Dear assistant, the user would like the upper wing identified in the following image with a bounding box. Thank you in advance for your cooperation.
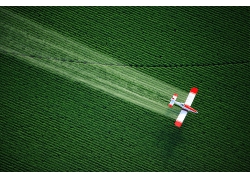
[184,87,198,106]
[175,110,188,128]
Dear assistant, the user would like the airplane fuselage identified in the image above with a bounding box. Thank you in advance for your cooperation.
[174,101,198,114]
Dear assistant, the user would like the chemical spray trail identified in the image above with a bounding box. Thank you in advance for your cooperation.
[0,8,188,119]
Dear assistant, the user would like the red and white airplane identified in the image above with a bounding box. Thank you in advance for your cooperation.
[168,87,198,128]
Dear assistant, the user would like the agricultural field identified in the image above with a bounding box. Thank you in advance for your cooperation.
[0,7,250,171]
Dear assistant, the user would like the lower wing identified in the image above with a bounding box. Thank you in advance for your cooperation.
[175,110,188,128]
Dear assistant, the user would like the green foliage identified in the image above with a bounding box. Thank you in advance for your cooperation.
[0,7,250,171]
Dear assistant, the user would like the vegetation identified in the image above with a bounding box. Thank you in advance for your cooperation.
[0,7,249,171]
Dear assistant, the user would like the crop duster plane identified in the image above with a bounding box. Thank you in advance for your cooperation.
[168,87,198,128]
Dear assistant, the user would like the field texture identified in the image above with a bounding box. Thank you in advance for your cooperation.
[0,7,250,171]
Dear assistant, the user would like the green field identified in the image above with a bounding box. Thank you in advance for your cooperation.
[0,7,250,171]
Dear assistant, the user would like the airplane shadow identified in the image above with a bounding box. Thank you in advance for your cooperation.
[154,119,184,170]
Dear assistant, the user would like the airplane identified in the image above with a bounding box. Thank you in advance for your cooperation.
[168,87,198,128]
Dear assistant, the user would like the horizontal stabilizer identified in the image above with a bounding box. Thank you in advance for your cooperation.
[168,93,178,108]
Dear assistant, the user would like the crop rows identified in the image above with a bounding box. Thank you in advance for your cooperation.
[1,53,175,171]
[1,7,250,171]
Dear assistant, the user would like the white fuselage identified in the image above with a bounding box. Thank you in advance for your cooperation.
[174,101,198,114]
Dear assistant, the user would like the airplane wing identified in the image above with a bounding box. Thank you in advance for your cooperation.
[175,110,188,128]
[175,87,198,128]
[184,87,198,106]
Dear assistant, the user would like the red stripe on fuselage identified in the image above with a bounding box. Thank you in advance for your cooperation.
[184,104,197,112]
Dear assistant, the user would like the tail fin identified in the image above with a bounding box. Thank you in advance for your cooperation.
[168,93,178,108]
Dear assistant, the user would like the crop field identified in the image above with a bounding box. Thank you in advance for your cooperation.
[0,7,250,171]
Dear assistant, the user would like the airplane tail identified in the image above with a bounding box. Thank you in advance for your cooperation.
[168,93,178,108]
